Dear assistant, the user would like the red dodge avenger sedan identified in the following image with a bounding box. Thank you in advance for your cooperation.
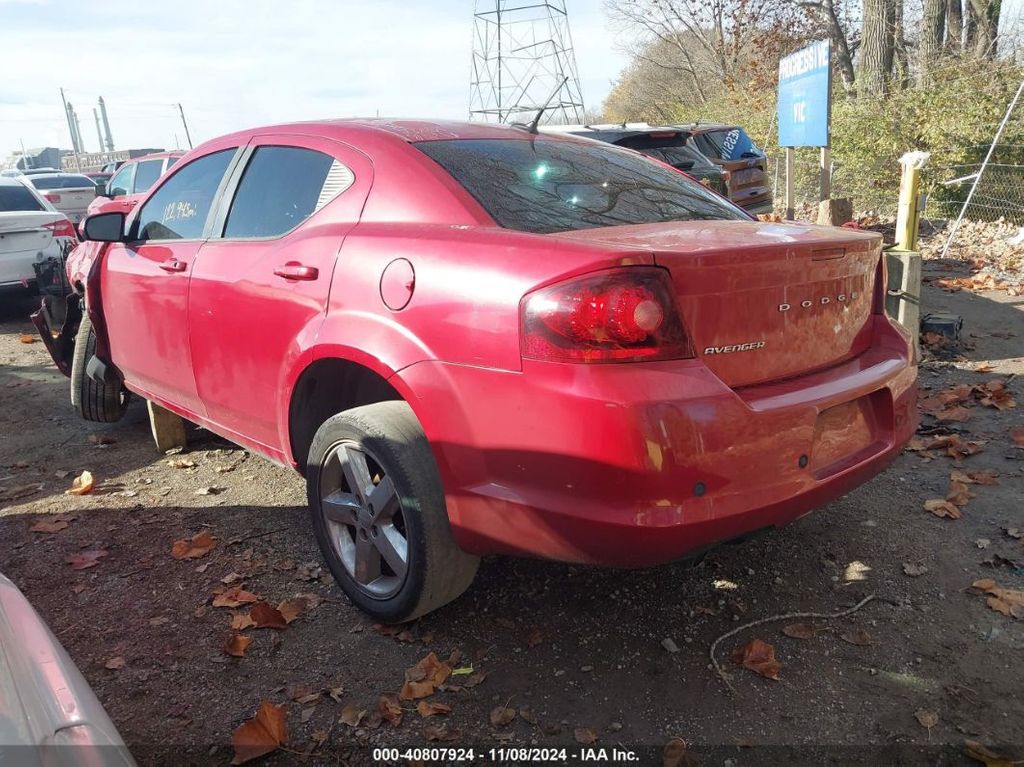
[34,119,917,622]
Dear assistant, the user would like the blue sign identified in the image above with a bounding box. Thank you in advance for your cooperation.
[777,40,832,147]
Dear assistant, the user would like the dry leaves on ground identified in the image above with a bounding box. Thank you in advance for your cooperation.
[65,470,94,496]
[915,709,939,733]
[66,549,108,570]
[840,629,873,646]
[104,656,125,670]
[923,498,962,519]
[972,578,1024,619]
[340,703,366,728]
[212,586,259,608]
[1010,426,1024,447]
[526,628,543,647]
[249,602,288,630]
[30,517,69,534]
[950,469,999,485]
[231,701,287,765]
[378,694,403,727]
[663,737,701,767]
[731,639,781,680]
[964,739,1017,767]
[19,334,37,344]
[781,623,825,640]
[574,728,598,745]
[399,652,452,700]
[417,701,451,718]
[224,633,252,658]
[489,706,516,727]
[424,724,461,742]
[171,530,217,560]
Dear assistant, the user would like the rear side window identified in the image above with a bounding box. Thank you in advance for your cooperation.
[133,160,163,193]
[29,175,95,190]
[223,146,349,238]
[136,149,235,241]
[0,186,44,211]
[415,138,743,234]
[691,128,762,161]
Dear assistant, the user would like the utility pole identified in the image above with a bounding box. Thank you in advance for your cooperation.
[93,108,105,154]
[59,88,81,171]
[19,138,31,170]
[177,103,193,149]
[98,97,115,152]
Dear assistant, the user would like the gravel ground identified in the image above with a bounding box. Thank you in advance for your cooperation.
[0,258,1022,766]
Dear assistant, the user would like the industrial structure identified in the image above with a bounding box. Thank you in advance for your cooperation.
[469,0,585,125]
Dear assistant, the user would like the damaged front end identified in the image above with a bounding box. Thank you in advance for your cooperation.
[30,239,88,377]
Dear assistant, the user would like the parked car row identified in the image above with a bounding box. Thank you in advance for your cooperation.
[0,176,77,293]
[542,122,772,214]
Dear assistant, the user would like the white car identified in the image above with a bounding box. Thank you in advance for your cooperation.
[0,177,77,291]
[26,173,97,225]
[0,573,134,764]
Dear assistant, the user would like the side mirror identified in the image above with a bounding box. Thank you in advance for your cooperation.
[82,212,126,243]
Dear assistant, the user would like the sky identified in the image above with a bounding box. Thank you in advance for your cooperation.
[0,0,629,158]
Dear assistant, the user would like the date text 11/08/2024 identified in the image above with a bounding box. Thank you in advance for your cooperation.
[372,746,640,762]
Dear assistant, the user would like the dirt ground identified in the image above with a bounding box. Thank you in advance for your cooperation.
[1,252,1022,766]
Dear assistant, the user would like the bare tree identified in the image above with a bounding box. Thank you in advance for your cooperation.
[857,0,897,94]
[946,0,963,50]
[800,0,858,93]
[968,0,1001,57]
[920,0,947,82]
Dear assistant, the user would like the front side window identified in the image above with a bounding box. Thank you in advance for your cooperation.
[135,149,235,241]
[415,138,744,235]
[0,185,44,211]
[107,165,134,197]
[133,160,163,193]
[166,157,179,169]
[222,146,347,238]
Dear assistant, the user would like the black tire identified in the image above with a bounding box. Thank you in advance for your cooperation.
[70,312,129,423]
[306,401,479,622]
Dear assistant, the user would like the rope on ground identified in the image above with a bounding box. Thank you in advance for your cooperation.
[709,593,877,692]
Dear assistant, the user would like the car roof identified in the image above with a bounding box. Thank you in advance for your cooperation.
[200,118,593,149]
[540,123,693,141]
[125,151,185,164]
[26,172,92,180]
[676,123,738,133]
[0,176,30,187]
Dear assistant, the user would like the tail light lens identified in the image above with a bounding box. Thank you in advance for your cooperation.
[45,193,61,203]
[521,267,694,363]
[43,218,77,239]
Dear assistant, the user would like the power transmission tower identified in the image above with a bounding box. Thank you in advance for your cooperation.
[469,0,585,125]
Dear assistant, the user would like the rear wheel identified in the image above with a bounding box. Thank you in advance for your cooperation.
[306,401,478,622]
[70,312,129,423]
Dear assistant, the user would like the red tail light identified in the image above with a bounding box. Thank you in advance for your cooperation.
[521,267,694,363]
[43,218,76,239]
[45,193,61,203]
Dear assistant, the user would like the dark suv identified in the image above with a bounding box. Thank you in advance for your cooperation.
[543,125,729,197]
[678,124,772,215]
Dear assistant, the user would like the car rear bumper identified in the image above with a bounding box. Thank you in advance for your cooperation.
[399,315,917,566]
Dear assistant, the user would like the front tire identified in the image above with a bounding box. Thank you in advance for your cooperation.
[306,401,479,622]
[70,312,129,423]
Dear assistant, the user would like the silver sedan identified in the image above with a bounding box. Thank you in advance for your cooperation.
[25,173,97,225]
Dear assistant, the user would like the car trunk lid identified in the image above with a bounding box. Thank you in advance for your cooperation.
[0,211,56,255]
[551,220,882,387]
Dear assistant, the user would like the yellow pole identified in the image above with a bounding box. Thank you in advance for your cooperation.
[895,151,930,251]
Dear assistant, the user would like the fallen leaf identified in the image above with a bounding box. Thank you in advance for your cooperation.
[417,701,451,718]
[224,633,252,658]
[947,480,973,507]
[964,739,1016,767]
[399,652,451,700]
[1005,527,1023,540]
[423,724,461,742]
[935,405,972,422]
[212,587,259,608]
[30,518,68,534]
[231,701,287,764]
[972,578,1024,619]
[967,470,999,485]
[66,549,108,570]
[88,434,115,445]
[378,694,403,726]
[519,706,538,725]
[915,709,938,731]
[171,530,217,560]
[277,598,305,624]
[903,563,928,577]
[167,457,196,469]
[451,664,474,676]
[976,538,991,549]
[781,623,822,640]
[574,727,597,745]
[840,629,873,646]
[230,612,256,631]
[923,498,962,519]
[65,471,94,496]
[340,703,366,727]
[1010,426,1024,447]
[490,706,516,727]
[250,602,288,630]
[663,737,701,767]
[526,628,543,647]
[104,656,125,670]
[19,334,37,344]
[731,639,781,680]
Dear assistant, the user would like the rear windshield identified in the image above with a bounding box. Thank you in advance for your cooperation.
[415,138,743,234]
[29,175,95,190]
[0,185,44,211]
[690,128,763,161]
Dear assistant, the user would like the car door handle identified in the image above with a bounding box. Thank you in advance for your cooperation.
[158,259,188,273]
[273,263,319,281]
